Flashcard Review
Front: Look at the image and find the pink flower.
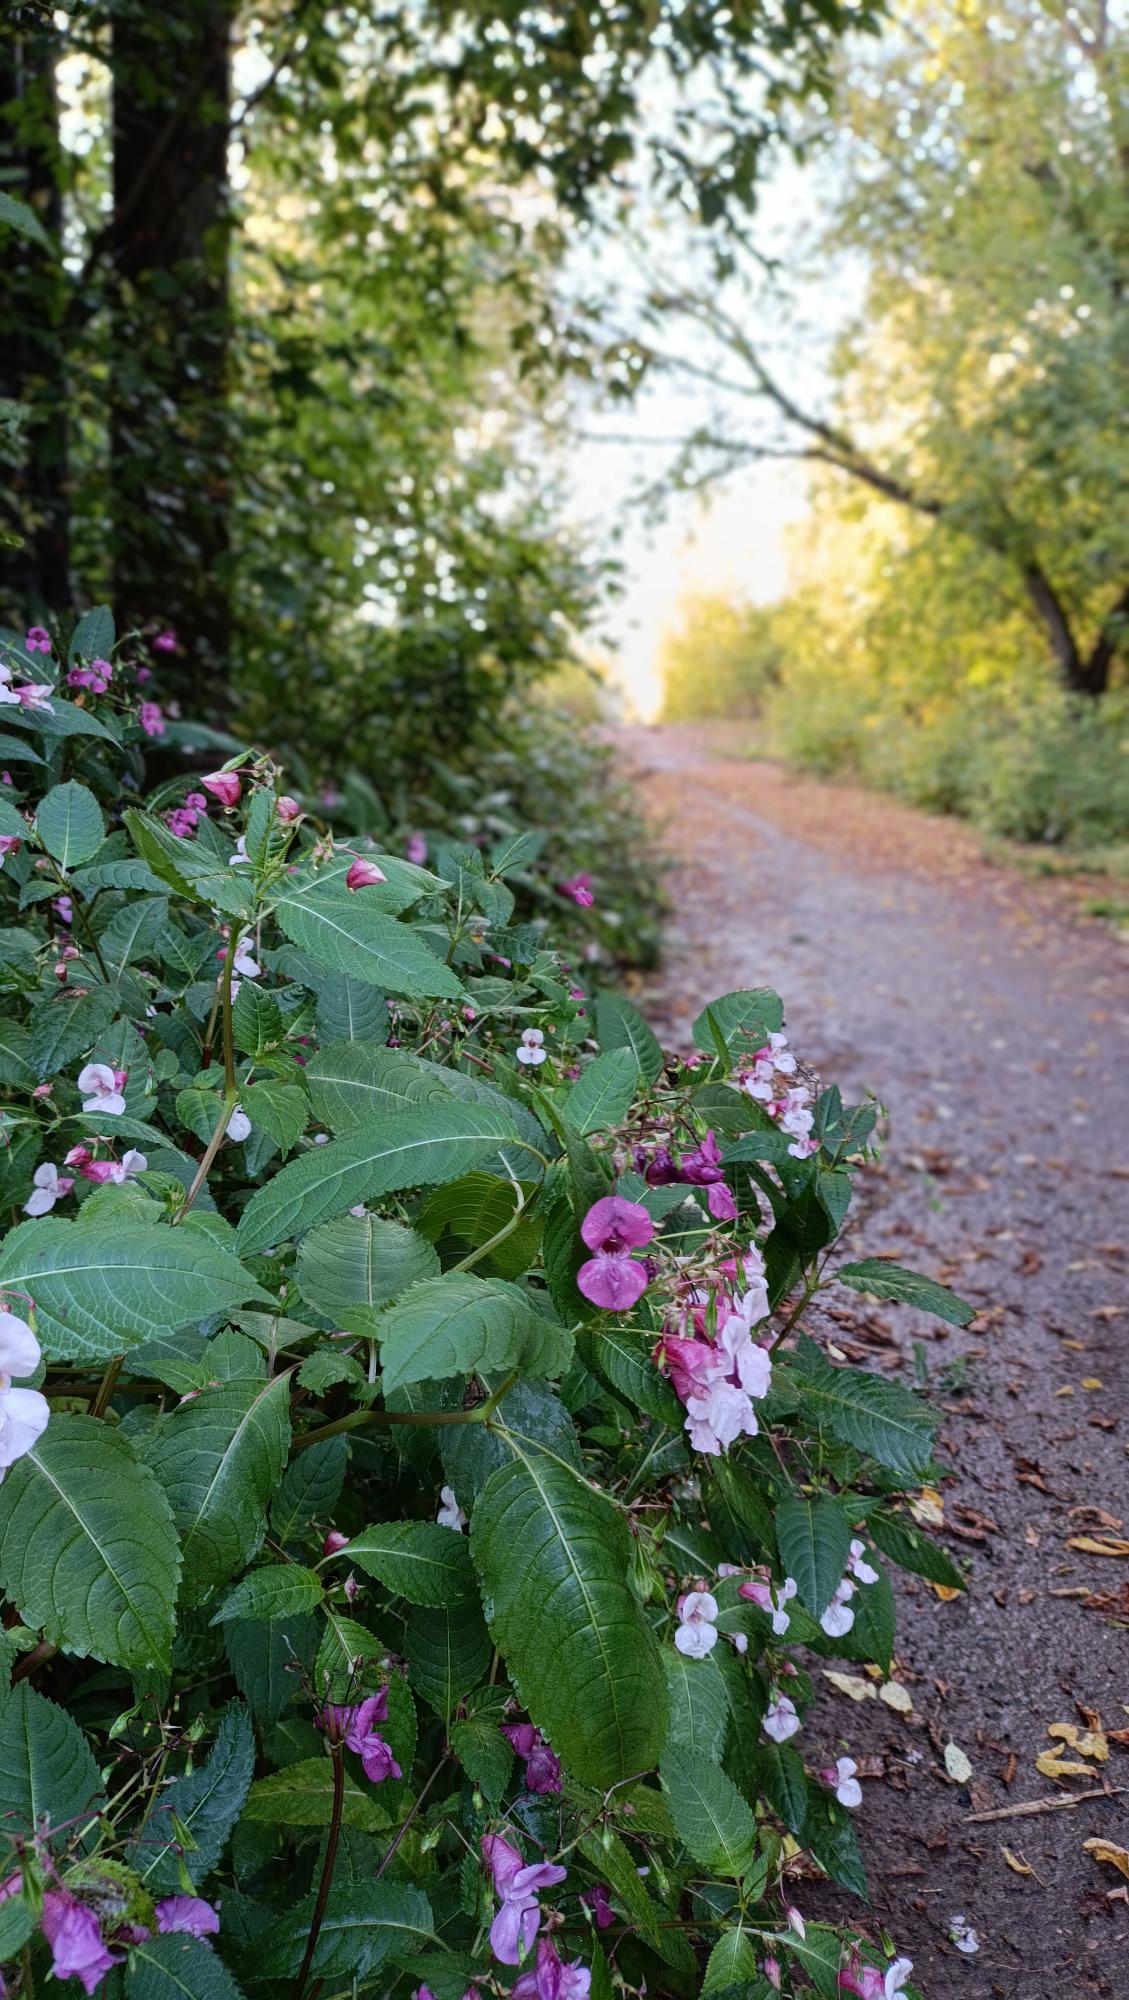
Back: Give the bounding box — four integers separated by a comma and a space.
322, 1529, 350, 1556
762, 1692, 801, 1743
319, 1690, 401, 1784
839, 1952, 913, 1999
64, 1144, 93, 1169
0, 1310, 50, 1474
674, 1590, 719, 1659
153, 629, 177, 651
821, 1755, 862, 1809
512, 1937, 591, 2000
25, 626, 51, 654
154, 1897, 219, 1938
436, 1485, 466, 1531
23, 1162, 74, 1216
738, 1575, 797, 1635
764, 1959, 782, 1992
405, 833, 427, 865
656, 1303, 772, 1457
276, 794, 302, 822
136, 665, 152, 682
202, 770, 242, 808
580, 1884, 614, 1930
68, 662, 112, 694
0, 835, 21, 865
15, 682, 54, 712
559, 874, 594, 907
80, 1150, 147, 1187
502, 1723, 562, 1794
345, 855, 387, 890
41, 1893, 122, 1994
577, 1195, 653, 1313
54, 894, 74, 924
77, 1062, 126, 1116
516, 1027, 547, 1067
481, 1835, 566, 1965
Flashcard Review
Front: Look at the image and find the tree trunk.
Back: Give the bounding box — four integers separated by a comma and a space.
109, 0, 235, 715
0, 23, 70, 618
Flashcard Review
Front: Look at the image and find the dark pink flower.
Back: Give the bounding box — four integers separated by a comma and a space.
577, 1256, 648, 1311
512, 1937, 591, 2000
345, 855, 387, 891
153, 629, 177, 651
559, 874, 594, 907
202, 771, 241, 808
26, 626, 51, 654
139, 701, 165, 738
502, 1722, 561, 1794
481, 1835, 566, 1965
322, 1529, 349, 1556
319, 1689, 401, 1783
577, 1196, 653, 1313
154, 1897, 219, 1938
580, 1883, 614, 1929
405, 833, 427, 865
41, 1893, 122, 1995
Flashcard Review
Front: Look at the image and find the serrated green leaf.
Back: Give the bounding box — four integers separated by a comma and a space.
0, 1415, 180, 1668
577, 1325, 683, 1427
125, 1934, 248, 2000
780, 1924, 849, 1996
663, 1647, 730, 1762
304, 1042, 447, 1132
295, 1212, 439, 1317
141, 1374, 292, 1603
242, 1758, 391, 1832
660, 1745, 758, 1876
27, 984, 119, 1080
225, 1613, 318, 1723
242, 1078, 307, 1152
231, 984, 285, 1056
835, 1258, 975, 1326
346, 1521, 475, 1606
755, 1739, 809, 1837
563, 1047, 639, 1136
416, 1172, 541, 1279
68, 605, 114, 664
691, 987, 783, 1056
235, 1101, 528, 1257
594, 990, 663, 1083
270, 1436, 347, 1547
702, 1924, 761, 1996
314, 974, 389, 1045
867, 1508, 965, 1590
272, 868, 462, 998
403, 1602, 491, 1720
136, 1701, 255, 1891
35, 781, 105, 868
788, 1338, 936, 1476
249, 1883, 434, 1981
213, 1566, 324, 1623
471, 1445, 668, 1787
0, 1684, 104, 1857
775, 1494, 852, 1619
378, 1274, 572, 1394
0, 1216, 269, 1364
123, 810, 254, 919
0, 190, 51, 249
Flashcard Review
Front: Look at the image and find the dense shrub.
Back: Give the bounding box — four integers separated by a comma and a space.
0, 608, 972, 2000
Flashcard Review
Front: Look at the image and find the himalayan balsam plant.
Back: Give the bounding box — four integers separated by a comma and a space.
0, 611, 974, 2000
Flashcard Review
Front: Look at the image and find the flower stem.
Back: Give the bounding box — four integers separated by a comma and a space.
89, 1354, 124, 1419
294, 1401, 490, 1451
221, 931, 239, 1097
175, 1089, 237, 1223
292, 1743, 345, 2000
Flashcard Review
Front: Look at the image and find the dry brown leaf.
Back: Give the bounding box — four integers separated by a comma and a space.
1082, 1838, 1129, 1881
1002, 1847, 1032, 1875
823, 1671, 875, 1703
1066, 1536, 1129, 1557
1035, 1751, 1094, 1779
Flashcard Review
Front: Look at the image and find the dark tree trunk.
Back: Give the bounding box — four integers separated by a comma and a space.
108, 0, 235, 714
0, 22, 70, 618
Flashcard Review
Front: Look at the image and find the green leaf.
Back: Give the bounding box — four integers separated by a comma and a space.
449, 1714, 512, 1802
136, 1701, 255, 1891
755, 1740, 809, 1838
35, 781, 105, 868
314, 975, 389, 1045
225, 1613, 318, 1723
0, 1892, 35, 1961
787, 1338, 936, 1476
270, 1436, 348, 1547
379, 1275, 572, 1394
3, 693, 115, 742
594, 991, 663, 1083
213, 1566, 324, 1623
346, 1522, 475, 1606
0, 793, 30, 842
27, 984, 119, 1081
471, 1446, 668, 1788
295, 1213, 439, 1317
702, 1924, 761, 1997
659, 1745, 758, 1876
779, 1925, 846, 1997
577, 1325, 683, 1428
416, 1172, 541, 1280
123, 810, 254, 920
835, 1259, 975, 1326
403, 1602, 491, 1720
67, 605, 114, 663
0, 1684, 104, 1858
0, 190, 51, 249
125, 1935, 248, 2000
0, 731, 45, 766
0, 1415, 180, 1668
0, 1216, 269, 1364
235, 1101, 527, 1257
563, 1048, 639, 1136
663, 1647, 730, 1763
774, 1494, 852, 1619
442, 1377, 581, 1502
249, 1884, 434, 1982
231, 985, 285, 1057
142, 1374, 292, 1603
867, 1508, 966, 1590
305, 1042, 447, 1132
242, 1079, 308, 1153
70, 859, 168, 894
691, 987, 783, 1056
272, 871, 462, 999
242, 1759, 391, 1832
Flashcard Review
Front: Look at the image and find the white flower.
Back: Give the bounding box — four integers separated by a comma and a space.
819, 1578, 857, 1638
436, 1485, 467, 1532
762, 1692, 801, 1743
0, 1310, 49, 1479
848, 1538, 879, 1586
685, 1379, 760, 1456
769, 1577, 798, 1635
232, 938, 260, 979
948, 1916, 979, 1956
883, 1958, 914, 1997
226, 1105, 252, 1142
77, 1062, 126, 1117
228, 835, 251, 868
829, 1755, 862, 1809
110, 1150, 148, 1186
515, 1028, 547, 1067
23, 1162, 73, 1216
674, 1590, 719, 1658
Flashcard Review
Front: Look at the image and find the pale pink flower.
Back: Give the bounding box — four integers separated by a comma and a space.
202, 770, 242, 808
41, 1894, 121, 1995
154, 1897, 219, 1938
512, 1937, 591, 2000
763, 1958, 782, 1992
77, 1061, 126, 1116
322, 1529, 349, 1556
80, 1150, 147, 1188
819, 1578, 857, 1639
481, 1835, 566, 1965
821, 1755, 862, 1809
436, 1485, 466, 1531
405, 833, 427, 865
23, 1162, 74, 1216
516, 1027, 547, 1067
739, 1575, 797, 1636
15, 682, 54, 712
762, 1692, 801, 1743
0, 1311, 49, 1477
226, 1104, 252, 1143
847, 1538, 880, 1585
674, 1589, 719, 1659
139, 701, 165, 737
559, 874, 594, 907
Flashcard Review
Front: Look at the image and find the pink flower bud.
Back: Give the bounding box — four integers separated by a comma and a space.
343, 1573, 359, 1601
32, 1082, 53, 1101
64, 1145, 93, 1168
202, 771, 242, 808
322, 1530, 349, 1557
345, 856, 387, 891
276, 795, 302, 822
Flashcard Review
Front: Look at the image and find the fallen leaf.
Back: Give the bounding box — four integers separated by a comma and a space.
909, 1486, 945, 1528
823, 1671, 875, 1703
931, 1583, 962, 1602
1035, 1751, 1094, 1779
1054, 1385, 1074, 1397
1091, 1305, 1125, 1319
1081, 1378, 1104, 1390
879, 1681, 914, 1714
1082, 1838, 1129, 1881
1002, 1847, 1032, 1875
1047, 1723, 1108, 1762
944, 1741, 973, 1784
1066, 1536, 1129, 1557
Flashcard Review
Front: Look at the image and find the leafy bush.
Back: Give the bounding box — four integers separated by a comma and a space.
0, 609, 971, 2000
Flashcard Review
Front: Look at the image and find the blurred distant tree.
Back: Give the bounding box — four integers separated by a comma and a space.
660, 592, 784, 720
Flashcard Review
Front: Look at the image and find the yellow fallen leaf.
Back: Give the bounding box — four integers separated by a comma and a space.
931, 1582, 962, 1601
1083, 1838, 1129, 1881
1054, 1385, 1074, 1397
1047, 1723, 1108, 1762
823, 1671, 875, 1702
879, 1681, 913, 1714
1035, 1751, 1094, 1779
1061, 1338, 1086, 1350
1002, 1847, 1032, 1876
1066, 1536, 1129, 1557
1081, 1378, 1104, 1390
909, 1486, 944, 1528
944, 1741, 973, 1784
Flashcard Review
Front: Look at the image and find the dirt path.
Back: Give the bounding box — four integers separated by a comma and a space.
620, 726, 1129, 2000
